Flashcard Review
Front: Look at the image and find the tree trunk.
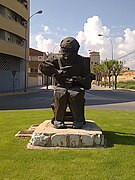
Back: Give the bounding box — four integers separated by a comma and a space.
95, 74, 98, 85
109, 76, 111, 88
101, 77, 103, 87
104, 76, 107, 87
114, 75, 117, 89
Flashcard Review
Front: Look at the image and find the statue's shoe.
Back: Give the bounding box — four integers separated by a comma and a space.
54, 121, 66, 129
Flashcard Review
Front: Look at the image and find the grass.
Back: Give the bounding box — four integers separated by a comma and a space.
117, 80, 135, 89
94, 80, 135, 90
0, 109, 135, 180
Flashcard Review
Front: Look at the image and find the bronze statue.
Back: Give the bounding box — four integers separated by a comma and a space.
39, 37, 95, 129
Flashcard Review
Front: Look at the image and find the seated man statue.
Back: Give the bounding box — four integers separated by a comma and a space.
39, 37, 95, 129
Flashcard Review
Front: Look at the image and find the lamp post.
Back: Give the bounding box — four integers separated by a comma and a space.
52, 45, 60, 53
24, 10, 43, 92
98, 34, 114, 89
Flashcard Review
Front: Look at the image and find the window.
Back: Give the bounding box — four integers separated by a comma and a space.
0, 5, 6, 16
0, 29, 5, 40
31, 56, 38, 61
1, 29, 25, 46
17, 0, 28, 9
0, 5, 27, 27
30, 68, 38, 73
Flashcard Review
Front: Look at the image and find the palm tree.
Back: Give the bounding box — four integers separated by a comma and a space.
102, 60, 114, 88
112, 60, 123, 89
100, 62, 108, 87
92, 60, 123, 89
91, 64, 101, 86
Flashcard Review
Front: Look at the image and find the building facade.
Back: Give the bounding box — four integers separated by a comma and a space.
28, 48, 49, 87
0, 0, 30, 92
89, 51, 100, 66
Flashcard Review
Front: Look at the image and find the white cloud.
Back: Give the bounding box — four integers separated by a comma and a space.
41, 25, 52, 34
115, 28, 135, 69
76, 16, 111, 58
117, 28, 135, 53
56, 27, 67, 32
76, 16, 135, 69
44, 25, 50, 32
31, 16, 135, 69
35, 34, 59, 52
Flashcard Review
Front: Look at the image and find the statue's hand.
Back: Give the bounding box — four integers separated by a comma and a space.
72, 76, 82, 82
53, 70, 66, 84
57, 70, 65, 76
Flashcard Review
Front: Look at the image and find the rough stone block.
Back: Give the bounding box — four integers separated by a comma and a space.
27, 120, 105, 149
101, 135, 105, 146
69, 134, 80, 147
31, 133, 50, 146
94, 134, 101, 146
81, 134, 94, 147
51, 134, 67, 147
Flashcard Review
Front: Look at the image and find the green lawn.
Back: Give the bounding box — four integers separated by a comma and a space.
0, 109, 135, 180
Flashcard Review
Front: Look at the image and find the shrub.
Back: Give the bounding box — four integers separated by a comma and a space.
117, 81, 135, 89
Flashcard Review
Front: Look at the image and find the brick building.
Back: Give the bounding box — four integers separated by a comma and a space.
28, 48, 49, 87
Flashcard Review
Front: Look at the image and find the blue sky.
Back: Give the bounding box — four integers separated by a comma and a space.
30, 0, 135, 69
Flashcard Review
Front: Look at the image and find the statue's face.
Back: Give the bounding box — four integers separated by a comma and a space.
60, 48, 76, 60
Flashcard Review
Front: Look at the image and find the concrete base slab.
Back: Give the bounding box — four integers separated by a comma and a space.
15, 124, 39, 137
27, 120, 105, 149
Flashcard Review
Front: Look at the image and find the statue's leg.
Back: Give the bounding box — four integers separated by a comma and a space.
53, 87, 68, 128
68, 89, 85, 129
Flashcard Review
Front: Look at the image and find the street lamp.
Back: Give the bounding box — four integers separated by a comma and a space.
98, 34, 113, 61
98, 34, 114, 89
24, 10, 43, 92
52, 45, 60, 53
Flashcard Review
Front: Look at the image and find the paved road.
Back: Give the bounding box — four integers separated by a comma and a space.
86, 87, 135, 111
0, 86, 135, 111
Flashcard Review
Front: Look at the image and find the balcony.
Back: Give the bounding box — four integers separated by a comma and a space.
17, 0, 28, 9
0, 0, 29, 20
0, 39, 25, 59
0, 15, 25, 38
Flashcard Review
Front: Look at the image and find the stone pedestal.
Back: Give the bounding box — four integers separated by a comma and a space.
27, 120, 105, 149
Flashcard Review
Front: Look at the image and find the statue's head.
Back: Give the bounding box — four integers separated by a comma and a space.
60, 37, 80, 59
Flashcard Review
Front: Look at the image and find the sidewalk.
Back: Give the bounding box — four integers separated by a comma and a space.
0, 84, 134, 97
0, 85, 52, 96
91, 84, 112, 90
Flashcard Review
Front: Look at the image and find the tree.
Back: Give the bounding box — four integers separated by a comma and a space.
92, 60, 123, 89
91, 64, 101, 86
112, 60, 123, 89
100, 62, 108, 87
102, 60, 114, 88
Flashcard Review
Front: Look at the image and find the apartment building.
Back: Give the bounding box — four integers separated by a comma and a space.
28, 48, 49, 87
0, 0, 30, 92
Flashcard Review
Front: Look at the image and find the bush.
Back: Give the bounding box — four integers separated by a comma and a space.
117, 81, 135, 89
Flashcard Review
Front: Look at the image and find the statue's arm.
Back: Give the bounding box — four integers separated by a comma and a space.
72, 74, 93, 90
38, 55, 59, 76
72, 58, 95, 89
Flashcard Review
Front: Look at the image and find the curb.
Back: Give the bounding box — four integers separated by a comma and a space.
0, 88, 45, 97
0, 86, 54, 97
92, 85, 135, 92
0, 91, 36, 97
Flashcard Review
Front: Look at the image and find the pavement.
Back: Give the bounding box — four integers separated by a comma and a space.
0, 85, 49, 96
0, 84, 135, 111
0, 84, 134, 97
